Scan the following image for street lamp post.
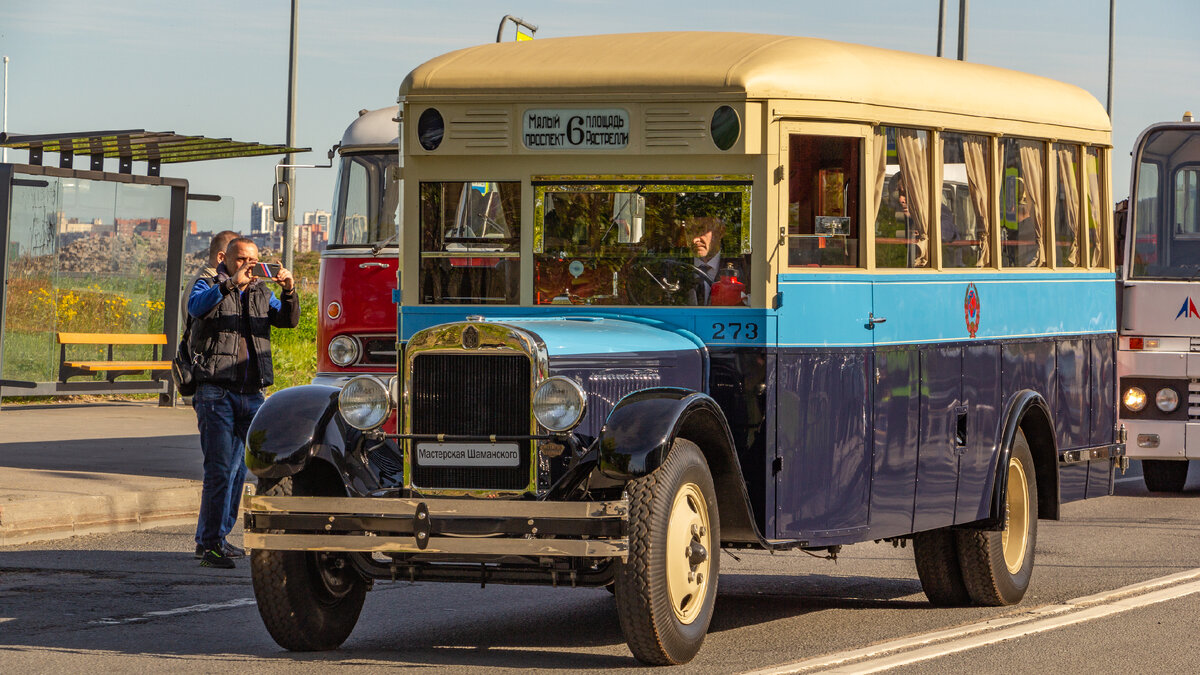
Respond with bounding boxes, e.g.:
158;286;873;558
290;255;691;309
283;0;298;271
3;56;9;164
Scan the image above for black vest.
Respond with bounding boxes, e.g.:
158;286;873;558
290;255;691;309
189;277;278;389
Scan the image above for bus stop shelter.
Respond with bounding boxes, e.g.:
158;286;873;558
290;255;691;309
0;130;306;405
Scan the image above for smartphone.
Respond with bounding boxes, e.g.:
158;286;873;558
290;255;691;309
253;262;282;278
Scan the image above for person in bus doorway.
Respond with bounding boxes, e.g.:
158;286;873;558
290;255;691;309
683;215;747;306
187;237;299;568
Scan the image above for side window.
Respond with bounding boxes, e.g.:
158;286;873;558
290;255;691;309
1175;168;1200;235
418;181;521;304
1132;161;1160;275
1052;143;1082;268
786;134;860;267
1000;138;1047;268
874;126;931;268
1084;147;1108;267
941;132;991;267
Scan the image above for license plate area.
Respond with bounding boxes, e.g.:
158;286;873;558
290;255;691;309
415;442;521;468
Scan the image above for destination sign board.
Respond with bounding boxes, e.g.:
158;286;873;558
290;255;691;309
523;108;629;150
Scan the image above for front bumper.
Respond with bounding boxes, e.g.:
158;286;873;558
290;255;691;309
242;489;629;559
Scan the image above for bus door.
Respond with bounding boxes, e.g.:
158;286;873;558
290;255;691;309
773;123;874;543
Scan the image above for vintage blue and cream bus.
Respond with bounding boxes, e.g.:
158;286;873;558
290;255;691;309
1118;113;1200;492
242;32;1125;665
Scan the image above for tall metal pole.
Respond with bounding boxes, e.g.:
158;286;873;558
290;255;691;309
957;0;968;61
936;0;946;57
1106;0;1115;116
2;56;9;164
283;0;298;271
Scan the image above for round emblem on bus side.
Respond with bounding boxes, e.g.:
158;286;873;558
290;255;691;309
964;283;981;338
462;325;480;349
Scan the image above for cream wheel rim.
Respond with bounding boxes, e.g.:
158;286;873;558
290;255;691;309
1002;456;1030;574
665;482;711;624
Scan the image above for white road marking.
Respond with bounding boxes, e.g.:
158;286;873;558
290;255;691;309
743;568;1200;675
89;597;257;625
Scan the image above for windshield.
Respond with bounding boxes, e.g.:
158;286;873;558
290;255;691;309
1130;129;1200;279
534;180;751;306
329;151;399;247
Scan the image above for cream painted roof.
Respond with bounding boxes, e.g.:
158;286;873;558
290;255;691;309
400;32;1110;132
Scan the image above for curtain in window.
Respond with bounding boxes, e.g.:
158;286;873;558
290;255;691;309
1018;141;1045;267
962;136;990;267
1086;148;1103;266
873;127;887;222
896;129;930;267
1055;145;1081;266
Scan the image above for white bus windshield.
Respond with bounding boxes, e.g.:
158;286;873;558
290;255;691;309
1129;128;1200;278
329;151;399;248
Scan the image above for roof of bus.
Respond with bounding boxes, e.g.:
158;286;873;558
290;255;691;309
340;106;399;148
400;32;1110;132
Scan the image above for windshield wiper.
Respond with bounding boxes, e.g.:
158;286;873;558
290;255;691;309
371;232;397;255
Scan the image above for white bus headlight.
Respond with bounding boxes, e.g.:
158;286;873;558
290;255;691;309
339;375;393;430
533;376;587;433
1123;386;1147;412
1155;387;1180;413
328;335;360;366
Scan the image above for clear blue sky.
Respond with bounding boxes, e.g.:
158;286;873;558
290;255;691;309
2;1;1197;232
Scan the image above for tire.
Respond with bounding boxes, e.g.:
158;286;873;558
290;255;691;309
1142;459;1190;493
955;428;1038;606
250;474;368;651
614;438;720;665
912;528;971;606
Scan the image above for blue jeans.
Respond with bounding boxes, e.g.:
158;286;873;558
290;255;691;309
193;383;264;549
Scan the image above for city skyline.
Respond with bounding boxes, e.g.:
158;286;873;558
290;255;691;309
2;1;1197;233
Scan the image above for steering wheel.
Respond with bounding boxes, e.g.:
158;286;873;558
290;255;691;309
627;259;713;306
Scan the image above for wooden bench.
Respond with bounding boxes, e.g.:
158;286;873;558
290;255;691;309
57;333;171;383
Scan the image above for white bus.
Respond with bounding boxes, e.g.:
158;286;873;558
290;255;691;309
1118;112;1200;491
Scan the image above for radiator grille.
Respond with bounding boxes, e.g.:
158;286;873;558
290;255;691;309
410;352;531;490
359;335;397;366
1189;380;1200;421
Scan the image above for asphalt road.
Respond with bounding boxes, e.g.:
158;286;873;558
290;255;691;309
0;465;1197;673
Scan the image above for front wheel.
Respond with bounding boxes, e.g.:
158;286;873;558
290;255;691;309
1142;459;1190;492
250;474;368;650
614;438;720;665
955;428;1038;606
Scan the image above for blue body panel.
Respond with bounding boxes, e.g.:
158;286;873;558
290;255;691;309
398;270;1118;546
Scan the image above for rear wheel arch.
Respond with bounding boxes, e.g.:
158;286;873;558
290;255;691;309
1016;400;1059;521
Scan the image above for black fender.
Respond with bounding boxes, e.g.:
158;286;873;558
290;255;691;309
596;387;766;545
978;389;1059;530
245;384;382;493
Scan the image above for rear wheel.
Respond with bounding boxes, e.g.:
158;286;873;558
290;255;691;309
1142;459;1190;492
955;428;1038;606
614;438;720;665
250;474;368;650
912;528;971;606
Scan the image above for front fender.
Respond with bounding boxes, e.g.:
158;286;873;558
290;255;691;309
245;385;340;479
597;387;766;544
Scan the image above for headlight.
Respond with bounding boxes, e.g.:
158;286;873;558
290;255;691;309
1155;387;1180;412
1123;386;1147;412
328;335;360;366
339;375;393;430
533;376;587;432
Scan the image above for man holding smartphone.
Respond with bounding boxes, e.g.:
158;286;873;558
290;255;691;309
186;237;299;568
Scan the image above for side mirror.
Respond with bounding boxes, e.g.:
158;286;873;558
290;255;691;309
272;180;290;223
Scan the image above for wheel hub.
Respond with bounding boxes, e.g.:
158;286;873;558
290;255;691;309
666;482;712;625
1001;457;1030;574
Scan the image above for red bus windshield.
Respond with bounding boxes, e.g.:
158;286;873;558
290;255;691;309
329;151;399;248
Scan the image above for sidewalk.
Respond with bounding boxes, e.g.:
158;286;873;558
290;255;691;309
0;401;204;546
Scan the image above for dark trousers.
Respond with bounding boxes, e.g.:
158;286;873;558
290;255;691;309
193;383;263;548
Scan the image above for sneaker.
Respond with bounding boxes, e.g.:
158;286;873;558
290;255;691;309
199;548;236;569
194;541;245;559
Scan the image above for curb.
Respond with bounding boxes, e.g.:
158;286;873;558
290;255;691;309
0;484;201;547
